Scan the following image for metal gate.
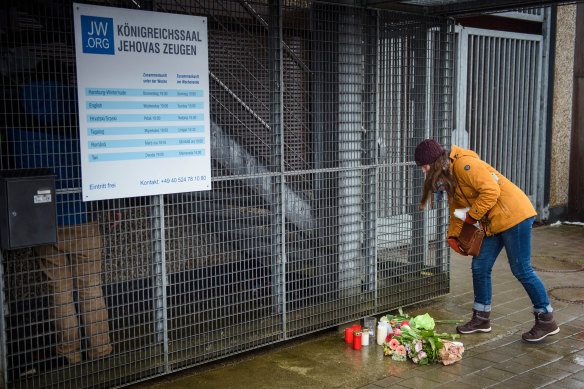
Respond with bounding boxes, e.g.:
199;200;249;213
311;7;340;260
0;1;453;387
454;25;546;213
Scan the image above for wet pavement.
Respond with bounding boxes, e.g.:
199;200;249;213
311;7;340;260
141;223;584;389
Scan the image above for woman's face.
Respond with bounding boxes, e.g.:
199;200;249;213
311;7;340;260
421;164;431;174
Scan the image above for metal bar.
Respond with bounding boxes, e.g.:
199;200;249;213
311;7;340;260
518;39;526;186
428;1;556;17
501;38;510;172
477;35;485;152
526;41;534;192
536;8;550;218
496;9;545;22
439;19;455;272
151;194;169;372
0;250;7;388
362;8;378;295
484;35;493;161
409;21;428;272
337;7;362;297
455;26;469;148
526;42;536;195
508;39;517;179
515;40;526;184
515;42;532;189
374;9;381;305
493;37;502;165
460;27;543;42
472;35;480;149
268;0;286;327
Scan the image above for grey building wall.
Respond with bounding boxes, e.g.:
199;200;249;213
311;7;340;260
550;4;576;209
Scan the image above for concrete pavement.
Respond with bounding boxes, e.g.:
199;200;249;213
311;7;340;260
140;223;584;389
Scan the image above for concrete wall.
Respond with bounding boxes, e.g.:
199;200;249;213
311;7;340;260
550;5;576;208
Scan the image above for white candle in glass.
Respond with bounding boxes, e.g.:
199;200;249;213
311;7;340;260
361;328;369;346
376;324;387;345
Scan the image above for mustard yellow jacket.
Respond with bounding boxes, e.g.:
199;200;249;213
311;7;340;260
447;145;537;238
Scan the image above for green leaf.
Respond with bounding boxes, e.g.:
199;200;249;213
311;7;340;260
413;313;435;330
428;337;437;351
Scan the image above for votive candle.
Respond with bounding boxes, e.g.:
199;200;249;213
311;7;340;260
361;328;369;346
345;327;354;343
353;331;362;350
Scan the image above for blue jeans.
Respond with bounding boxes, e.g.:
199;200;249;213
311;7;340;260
470;217;553;314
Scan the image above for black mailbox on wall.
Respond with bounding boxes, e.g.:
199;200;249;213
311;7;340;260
0;169;57;250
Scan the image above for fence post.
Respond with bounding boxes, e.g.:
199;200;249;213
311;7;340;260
0;250;7;388
409;23;429;280
151;195;169;372
362;9;379;298
337;6;363;299
268;0;286;328
438;21;455;273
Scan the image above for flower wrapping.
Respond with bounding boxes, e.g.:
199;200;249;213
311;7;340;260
438;340;465;365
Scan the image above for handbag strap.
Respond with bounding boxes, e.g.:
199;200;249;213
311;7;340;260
452;162;484;232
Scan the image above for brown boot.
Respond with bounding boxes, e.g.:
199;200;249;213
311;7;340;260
522;312;560;342
456;309;491;334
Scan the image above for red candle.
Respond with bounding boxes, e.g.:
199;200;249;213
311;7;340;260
352;324;361;332
345;327;354;343
353;331;362;350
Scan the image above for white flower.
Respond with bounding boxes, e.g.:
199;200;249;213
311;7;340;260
418;351;427;360
414;342;423;352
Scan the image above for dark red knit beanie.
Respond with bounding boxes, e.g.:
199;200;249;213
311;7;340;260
414;139;444;166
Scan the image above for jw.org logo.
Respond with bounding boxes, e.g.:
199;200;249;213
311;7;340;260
81;15;114;55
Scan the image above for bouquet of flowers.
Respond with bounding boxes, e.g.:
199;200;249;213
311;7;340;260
438;340;465;365
380;308;464;365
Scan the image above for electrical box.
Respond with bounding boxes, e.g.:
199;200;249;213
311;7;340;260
0;169;57;250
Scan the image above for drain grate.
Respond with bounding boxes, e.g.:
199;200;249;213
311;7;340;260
531;256;584;273
548;286;584;305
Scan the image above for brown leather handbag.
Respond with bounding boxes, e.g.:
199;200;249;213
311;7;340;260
457;221;484;256
454;174;485;257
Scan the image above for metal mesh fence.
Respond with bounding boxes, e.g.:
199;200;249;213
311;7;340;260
0;1;453;387
454;26;543;207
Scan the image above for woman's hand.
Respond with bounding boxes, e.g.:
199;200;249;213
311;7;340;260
465;212;477;225
448;237;468;256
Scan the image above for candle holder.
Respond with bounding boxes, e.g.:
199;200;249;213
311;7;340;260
353;331;362;350
361;328;370;346
364;316;376;337
345;327;354;343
